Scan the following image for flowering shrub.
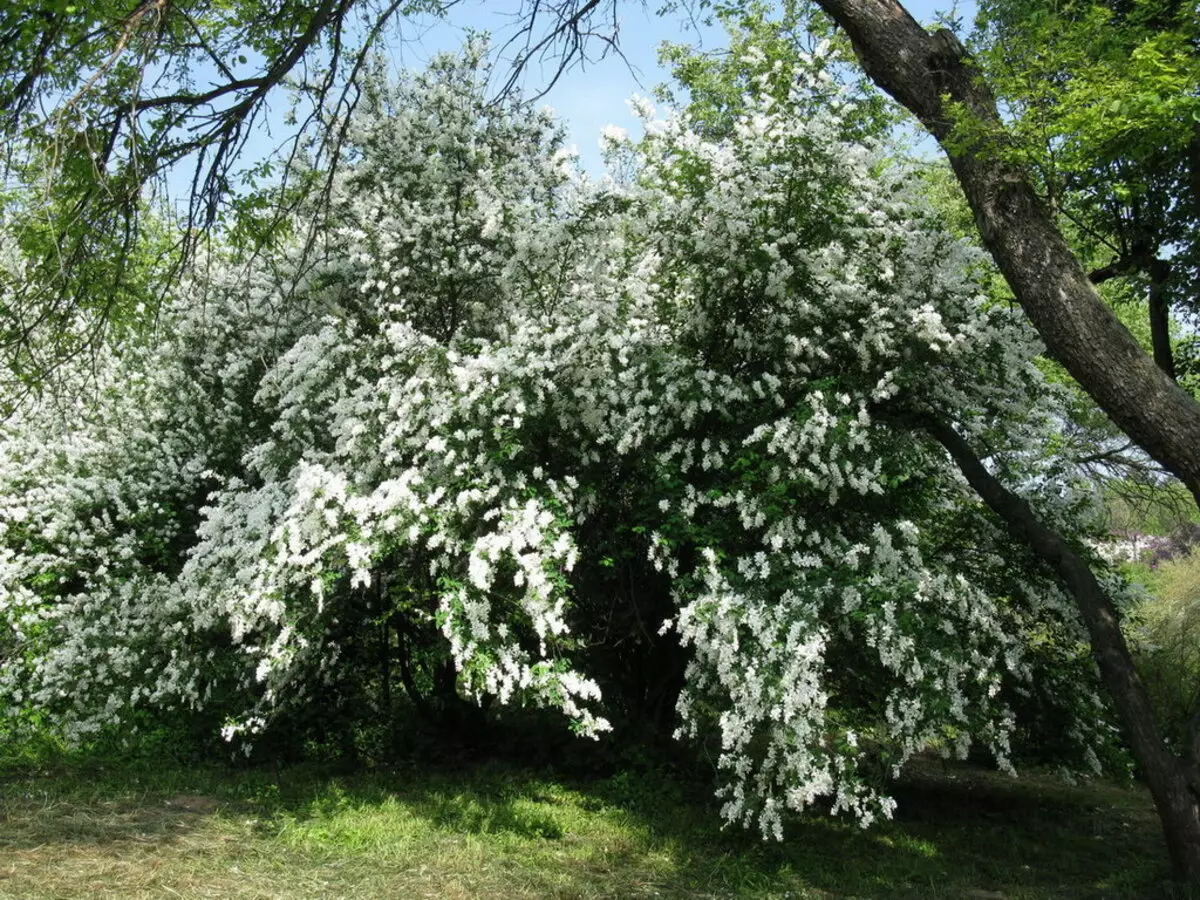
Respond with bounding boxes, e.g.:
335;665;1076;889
0;44;1115;835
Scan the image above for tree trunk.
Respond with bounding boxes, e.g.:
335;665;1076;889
919;414;1200;883
1149;260;1177;382
1189;709;1200;773
813;0;1200;509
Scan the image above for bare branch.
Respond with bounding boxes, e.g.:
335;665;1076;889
495;0;634;104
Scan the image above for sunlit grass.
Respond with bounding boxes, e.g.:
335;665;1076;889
0;753;1177;898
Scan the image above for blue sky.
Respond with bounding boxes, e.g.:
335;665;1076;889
169;0;964;197
385;0;960;173
392;2;728;173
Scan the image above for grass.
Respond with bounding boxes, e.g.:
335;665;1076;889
0;751;1179;899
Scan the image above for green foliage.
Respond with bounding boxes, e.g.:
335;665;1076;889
1106;481;1200;538
0;0;453;385
930;1;1200;508
970;0;1200;375
0;182;171;407
1131;550;1200;755
655;0;898;146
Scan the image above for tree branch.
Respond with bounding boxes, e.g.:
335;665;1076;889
812;0;1200;509
912;409;1200;878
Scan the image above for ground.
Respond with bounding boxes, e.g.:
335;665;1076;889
0;754;1174;899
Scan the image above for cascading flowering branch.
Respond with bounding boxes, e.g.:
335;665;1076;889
0;44;1111;836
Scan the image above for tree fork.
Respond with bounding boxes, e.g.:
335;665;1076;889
813;0;1200;509
919;413;1200;883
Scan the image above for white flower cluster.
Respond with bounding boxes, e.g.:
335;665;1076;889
0;44;1111;832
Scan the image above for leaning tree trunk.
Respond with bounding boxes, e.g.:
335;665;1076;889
1148;260;1177;382
813;0;1200;510
919;414;1200;883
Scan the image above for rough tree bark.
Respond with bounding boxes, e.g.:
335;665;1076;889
918;414;1200;883
813;0;1200;509
1089;257;1177;382
1148;261;1177;382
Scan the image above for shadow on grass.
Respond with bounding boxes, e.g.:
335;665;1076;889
0;754;1177;899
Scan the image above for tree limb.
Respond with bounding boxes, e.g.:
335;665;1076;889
812;0;1200;509
913;410;1200;879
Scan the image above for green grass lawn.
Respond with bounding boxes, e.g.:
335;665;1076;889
0;752;1178;899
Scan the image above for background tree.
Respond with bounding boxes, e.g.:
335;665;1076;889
809;0;1200;880
973;0;1200;384
2;0;441;390
0;0;628;392
810;0;1200;515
